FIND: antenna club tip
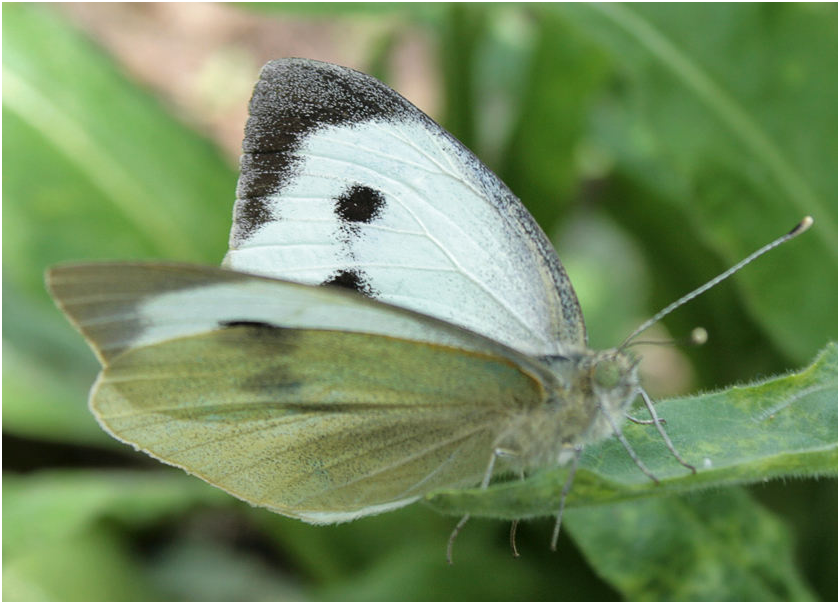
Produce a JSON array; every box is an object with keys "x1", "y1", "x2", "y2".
[
  {"x1": 789, "y1": 216, "x2": 814, "y2": 237},
  {"x1": 690, "y1": 327, "x2": 708, "y2": 346}
]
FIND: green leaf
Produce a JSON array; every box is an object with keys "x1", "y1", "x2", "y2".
[
  {"x1": 250, "y1": 506, "x2": 619, "y2": 600},
  {"x1": 437, "y1": 4, "x2": 488, "y2": 150},
  {"x1": 2, "y1": 5, "x2": 235, "y2": 273},
  {"x1": 2, "y1": 470, "x2": 230, "y2": 552},
  {"x1": 426, "y1": 342, "x2": 837, "y2": 517},
  {"x1": 566, "y1": 489, "x2": 815, "y2": 600},
  {"x1": 2, "y1": 4, "x2": 236, "y2": 443},
  {"x1": 2, "y1": 470, "x2": 233, "y2": 601},
  {"x1": 145, "y1": 534, "x2": 305, "y2": 602},
  {"x1": 3, "y1": 525, "x2": 159, "y2": 601},
  {"x1": 551, "y1": 3, "x2": 836, "y2": 366},
  {"x1": 497, "y1": 7, "x2": 611, "y2": 230}
]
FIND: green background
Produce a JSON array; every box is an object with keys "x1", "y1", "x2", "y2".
[{"x1": 3, "y1": 3, "x2": 837, "y2": 600}]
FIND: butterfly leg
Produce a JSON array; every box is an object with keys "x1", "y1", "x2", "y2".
[
  {"x1": 638, "y1": 388, "x2": 696, "y2": 473},
  {"x1": 509, "y1": 520, "x2": 520, "y2": 558},
  {"x1": 446, "y1": 447, "x2": 513, "y2": 565},
  {"x1": 597, "y1": 399, "x2": 659, "y2": 483},
  {"x1": 446, "y1": 514, "x2": 471, "y2": 565},
  {"x1": 509, "y1": 469, "x2": 526, "y2": 558},
  {"x1": 550, "y1": 445, "x2": 582, "y2": 551},
  {"x1": 625, "y1": 413, "x2": 666, "y2": 425}
]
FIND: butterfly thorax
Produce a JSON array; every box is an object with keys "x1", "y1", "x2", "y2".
[{"x1": 498, "y1": 349, "x2": 640, "y2": 471}]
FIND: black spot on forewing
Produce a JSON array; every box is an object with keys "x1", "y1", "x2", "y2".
[
  {"x1": 334, "y1": 184, "x2": 386, "y2": 224},
  {"x1": 321, "y1": 269, "x2": 376, "y2": 297},
  {"x1": 232, "y1": 59, "x2": 413, "y2": 243},
  {"x1": 219, "y1": 320, "x2": 278, "y2": 330},
  {"x1": 332, "y1": 183, "x2": 387, "y2": 249}
]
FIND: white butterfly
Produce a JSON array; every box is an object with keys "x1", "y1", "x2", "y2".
[{"x1": 47, "y1": 58, "x2": 810, "y2": 561}]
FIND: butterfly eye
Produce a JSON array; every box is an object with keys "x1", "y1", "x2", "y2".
[{"x1": 593, "y1": 359, "x2": 623, "y2": 390}]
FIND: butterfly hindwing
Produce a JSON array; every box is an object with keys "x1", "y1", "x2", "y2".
[
  {"x1": 90, "y1": 324, "x2": 543, "y2": 521},
  {"x1": 48, "y1": 260, "x2": 552, "y2": 520},
  {"x1": 224, "y1": 58, "x2": 586, "y2": 355}
]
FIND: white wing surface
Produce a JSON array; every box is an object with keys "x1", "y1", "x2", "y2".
[{"x1": 224, "y1": 58, "x2": 585, "y2": 356}]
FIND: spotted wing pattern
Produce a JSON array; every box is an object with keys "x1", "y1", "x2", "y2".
[{"x1": 223, "y1": 58, "x2": 586, "y2": 356}]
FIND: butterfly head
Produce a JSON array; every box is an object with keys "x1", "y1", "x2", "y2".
[
  {"x1": 590, "y1": 348, "x2": 641, "y2": 417},
  {"x1": 535, "y1": 348, "x2": 641, "y2": 451}
]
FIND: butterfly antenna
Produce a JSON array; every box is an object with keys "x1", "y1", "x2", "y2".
[
  {"x1": 620, "y1": 216, "x2": 813, "y2": 348},
  {"x1": 626, "y1": 326, "x2": 708, "y2": 349}
]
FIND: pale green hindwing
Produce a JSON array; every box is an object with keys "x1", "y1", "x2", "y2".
[
  {"x1": 91, "y1": 326, "x2": 544, "y2": 522},
  {"x1": 47, "y1": 262, "x2": 553, "y2": 522}
]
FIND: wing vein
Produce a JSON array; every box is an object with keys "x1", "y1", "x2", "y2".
[
  {"x1": 287, "y1": 420, "x2": 497, "y2": 507},
  {"x1": 288, "y1": 159, "x2": 546, "y2": 343}
]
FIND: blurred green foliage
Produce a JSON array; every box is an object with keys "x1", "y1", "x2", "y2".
[{"x1": 3, "y1": 3, "x2": 836, "y2": 601}]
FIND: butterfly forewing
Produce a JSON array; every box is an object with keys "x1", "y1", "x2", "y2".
[
  {"x1": 224, "y1": 58, "x2": 586, "y2": 356},
  {"x1": 91, "y1": 325, "x2": 543, "y2": 520}
]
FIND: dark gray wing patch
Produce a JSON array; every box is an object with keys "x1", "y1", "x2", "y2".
[{"x1": 233, "y1": 59, "x2": 410, "y2": 243}]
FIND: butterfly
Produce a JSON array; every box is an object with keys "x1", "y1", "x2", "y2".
[{"x1": 46, "y1": 58, "x2": 811, "y2": 561}]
